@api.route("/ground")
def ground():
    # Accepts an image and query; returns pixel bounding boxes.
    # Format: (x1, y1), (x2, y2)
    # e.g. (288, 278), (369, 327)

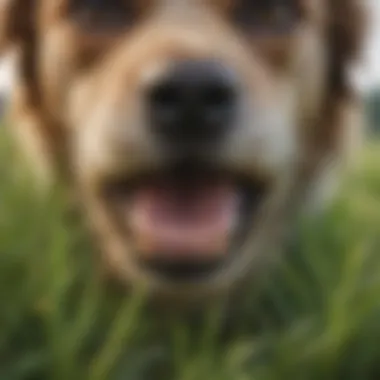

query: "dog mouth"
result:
(103, 162), (270, 283)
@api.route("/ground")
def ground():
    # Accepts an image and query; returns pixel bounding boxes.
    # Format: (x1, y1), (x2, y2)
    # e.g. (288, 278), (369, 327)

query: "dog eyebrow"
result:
(231, 0), (301, 32)
(70, 0), (126, 10)
(67, 0), (136, 29)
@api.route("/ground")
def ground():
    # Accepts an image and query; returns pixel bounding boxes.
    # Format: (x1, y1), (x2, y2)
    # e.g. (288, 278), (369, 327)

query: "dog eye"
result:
(232, 0), (301, 34)
(68, 0), (138, 30)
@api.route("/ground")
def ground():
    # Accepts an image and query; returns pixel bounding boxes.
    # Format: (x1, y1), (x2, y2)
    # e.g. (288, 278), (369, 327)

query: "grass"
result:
(0, 132), (380, 380)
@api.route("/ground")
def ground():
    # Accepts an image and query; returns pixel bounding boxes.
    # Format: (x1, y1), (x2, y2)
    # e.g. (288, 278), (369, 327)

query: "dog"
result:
(0, 0), (366, 301)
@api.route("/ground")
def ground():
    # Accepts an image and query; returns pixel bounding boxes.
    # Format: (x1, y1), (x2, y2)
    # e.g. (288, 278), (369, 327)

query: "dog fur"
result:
(0, 0), (366, 301)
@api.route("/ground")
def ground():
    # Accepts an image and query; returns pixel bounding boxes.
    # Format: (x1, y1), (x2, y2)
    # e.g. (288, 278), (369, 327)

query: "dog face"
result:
(1, 0), (365, 299)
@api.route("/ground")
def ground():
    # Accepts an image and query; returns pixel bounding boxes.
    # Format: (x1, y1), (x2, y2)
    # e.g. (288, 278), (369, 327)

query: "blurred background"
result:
(359, 0), (380, 134)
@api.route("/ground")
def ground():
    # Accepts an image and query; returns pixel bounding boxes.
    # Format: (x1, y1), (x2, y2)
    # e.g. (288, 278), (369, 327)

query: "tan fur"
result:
(0, 0), (366, 300)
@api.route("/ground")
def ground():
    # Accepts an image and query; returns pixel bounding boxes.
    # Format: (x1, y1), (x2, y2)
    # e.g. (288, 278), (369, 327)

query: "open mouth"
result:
(103, 162), (270, 282)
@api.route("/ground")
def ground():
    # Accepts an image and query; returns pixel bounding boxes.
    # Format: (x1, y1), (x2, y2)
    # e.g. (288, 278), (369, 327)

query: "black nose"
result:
(147, 60), (238, 146)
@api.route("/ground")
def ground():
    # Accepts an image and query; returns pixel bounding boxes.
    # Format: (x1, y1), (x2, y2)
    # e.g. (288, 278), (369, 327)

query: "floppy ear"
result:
(327, 0), (366, 99)
(301, 0), (366, 190)
(312, 0), (366, 151)
(0, 0), (37, 55)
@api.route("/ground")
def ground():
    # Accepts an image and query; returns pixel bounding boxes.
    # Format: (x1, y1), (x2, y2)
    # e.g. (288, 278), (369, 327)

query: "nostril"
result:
(149, 82), (180, 110)
(203, 82), (235, 109)
(202, 82), (236, 114)
(200, 82), (237, 130)
(148, 81), (183, 129)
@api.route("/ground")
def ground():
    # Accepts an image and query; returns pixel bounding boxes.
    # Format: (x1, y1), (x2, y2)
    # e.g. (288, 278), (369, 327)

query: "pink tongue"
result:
(128, 182), (239, 260)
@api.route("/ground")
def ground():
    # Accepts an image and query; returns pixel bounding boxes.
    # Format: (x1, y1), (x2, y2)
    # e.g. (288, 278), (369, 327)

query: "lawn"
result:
(1, 132), (380, 380)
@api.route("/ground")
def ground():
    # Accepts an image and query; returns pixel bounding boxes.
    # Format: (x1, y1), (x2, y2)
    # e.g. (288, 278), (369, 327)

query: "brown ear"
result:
(307, 0), (366, 166)
(327, 0), (366, 99)
(0, 0), (37, 54)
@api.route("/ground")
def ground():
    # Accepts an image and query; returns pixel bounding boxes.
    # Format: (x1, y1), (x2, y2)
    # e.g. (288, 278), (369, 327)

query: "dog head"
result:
(0, 0), (365, 299)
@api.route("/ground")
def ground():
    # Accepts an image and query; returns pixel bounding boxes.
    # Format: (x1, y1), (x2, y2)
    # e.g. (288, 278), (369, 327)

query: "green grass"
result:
(1, 132), (380, 380)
